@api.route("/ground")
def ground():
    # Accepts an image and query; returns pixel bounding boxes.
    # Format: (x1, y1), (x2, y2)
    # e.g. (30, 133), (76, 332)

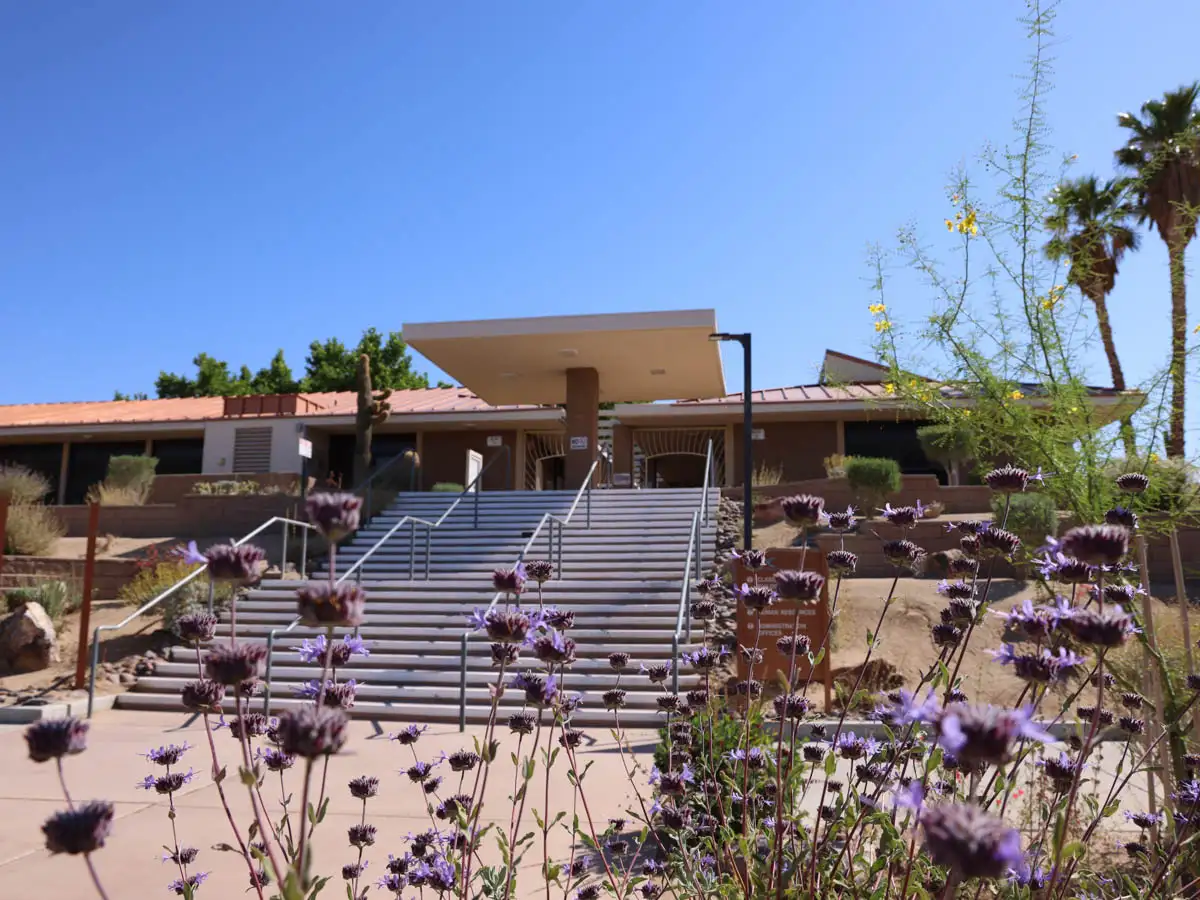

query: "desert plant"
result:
(916, 422), (975, 485)
(1102, 454), (1200, 524)
(751, 461), (783, 486)
(922, 499), (945, 518)
(431, 481), (464, 492)
(354, 353), (392, 485)
(992, 491), (1057, 573)
(0, 463), (53, 504)
(3, 502), (65, 556)
(192, 480), (260, 496)
(823, 453), (847, 478)
(844, 455), (902, 514)
(87, 455), (157, 505)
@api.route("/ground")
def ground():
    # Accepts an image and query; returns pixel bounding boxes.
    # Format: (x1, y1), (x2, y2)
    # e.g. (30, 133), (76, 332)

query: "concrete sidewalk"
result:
(0, 710), (658, 899)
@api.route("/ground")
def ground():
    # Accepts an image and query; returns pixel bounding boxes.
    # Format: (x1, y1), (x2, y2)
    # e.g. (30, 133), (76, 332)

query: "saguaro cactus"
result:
(354, 354), (392, 486)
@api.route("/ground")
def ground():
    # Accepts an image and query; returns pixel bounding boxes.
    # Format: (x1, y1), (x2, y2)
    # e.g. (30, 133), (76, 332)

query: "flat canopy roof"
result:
(403, 309), (727, 405)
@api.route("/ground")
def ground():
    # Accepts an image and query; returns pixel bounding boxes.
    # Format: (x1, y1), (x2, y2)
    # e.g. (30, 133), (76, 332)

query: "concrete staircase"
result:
(118, 488), (718, 727)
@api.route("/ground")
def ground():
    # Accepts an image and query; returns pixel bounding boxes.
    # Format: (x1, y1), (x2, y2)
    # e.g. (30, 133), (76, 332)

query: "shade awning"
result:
(403, 309), (727, 405)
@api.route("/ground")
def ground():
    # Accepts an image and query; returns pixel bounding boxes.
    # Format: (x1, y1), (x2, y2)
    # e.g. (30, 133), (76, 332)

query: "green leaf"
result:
(239, 766), (258, 787)
(317, 797), (331, 823)
(1061, 841), (1086, 862)
(824, 752), (837, 776)
(213, 766), (227, 785)
(307, 875), (331, 899)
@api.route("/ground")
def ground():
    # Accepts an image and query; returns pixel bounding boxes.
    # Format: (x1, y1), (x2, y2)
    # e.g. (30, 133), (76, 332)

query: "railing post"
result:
(458, 633), (469, 732)
(694, 513), (702, 580)
(206, 580), (215, 615)
(474, 489), (479, 529)
(86, 626), (102, 718)
(424, 529), (431, 581)
(409, 522), (417, 581)
(300, 526), (308, 579)
(586, 484), (591, 528)
(671, 634), (679, 694)
(263, 631), (277, 715)
(281, 519), (290, 576)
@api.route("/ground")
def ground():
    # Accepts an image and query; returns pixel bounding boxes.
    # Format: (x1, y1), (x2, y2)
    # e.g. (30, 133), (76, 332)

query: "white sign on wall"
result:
(487, 435), (503, 447)
(298, 438), (313, 459)
(569, 436), (589, 451)
(751, 428), (766, 441)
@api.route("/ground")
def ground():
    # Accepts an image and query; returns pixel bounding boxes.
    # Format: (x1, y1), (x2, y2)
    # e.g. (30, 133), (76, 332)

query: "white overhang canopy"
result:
(403, 309), (727, 405)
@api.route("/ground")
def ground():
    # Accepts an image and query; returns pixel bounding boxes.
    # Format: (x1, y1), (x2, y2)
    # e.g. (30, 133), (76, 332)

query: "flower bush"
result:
(24, 469), (1200, 900)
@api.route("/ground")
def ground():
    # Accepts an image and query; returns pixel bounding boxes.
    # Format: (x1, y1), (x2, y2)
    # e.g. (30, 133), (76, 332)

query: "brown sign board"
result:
(733, 546), (833, 713)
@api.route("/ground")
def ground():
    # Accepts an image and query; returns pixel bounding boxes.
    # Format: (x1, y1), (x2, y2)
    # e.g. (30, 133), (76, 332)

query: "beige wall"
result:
(419, 430), (517, 491)
(730, 420), (839, 485)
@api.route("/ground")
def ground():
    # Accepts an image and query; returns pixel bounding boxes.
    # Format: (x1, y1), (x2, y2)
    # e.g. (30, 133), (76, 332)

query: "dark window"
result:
(843, 420), (945, 482)
(327, 433), (417, 490)
(150, 438), (204, 475)
(0, 443), (64, 502)
(66, 441), (146, 504)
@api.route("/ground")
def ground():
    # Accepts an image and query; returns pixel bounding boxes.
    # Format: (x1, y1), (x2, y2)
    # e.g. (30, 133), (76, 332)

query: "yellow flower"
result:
(874, 320), (892, 333)
(1194, 323), (1200, 334)
(868, 303), (887, 315)
(957, 208), (978, 237)
(1149, 453), (1160, 464)
(962, 409), (971, 417)
(1042, 297), (1057, 311)
(1010, 390), (1025, 401)
(945, 219), (955, 231)
(883, 382), (896, 395)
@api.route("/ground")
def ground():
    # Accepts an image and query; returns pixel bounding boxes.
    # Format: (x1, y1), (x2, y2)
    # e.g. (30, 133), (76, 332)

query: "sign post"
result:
(74, 502), (101, 689)
(733, 546), (833, 713)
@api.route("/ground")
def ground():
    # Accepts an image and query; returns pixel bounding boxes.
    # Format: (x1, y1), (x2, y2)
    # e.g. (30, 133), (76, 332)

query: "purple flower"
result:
(984, 465), (1029, 493)
(640, 660), (672, 684)
(525, 559), (554, 583)
(938, 704), (1054, 765)
(826, 506), (857, 532)
(920, 802), (1025, 879)
(1064, 606), (1138, 647)
(138, 769), (195, 794)
(893, 780), (925, 813)
(181, 679), (225, 713)
(827, 549), (858, 574)
(295, 582), (366, 628)
(1124, 810), (1163, 829)
(168, 872), (210, 895)
(937, 580), (974, 600)
(257, 747), (295, 772)
(1116, 472), (1149, 494)
(876, 689), (940, 726)
(391, 724), (426, 745)
(774, 569), (825, 602)
(732, 548), (768, 570)
(25, 718), (89, 763)
(177, 540), (208, 565)
(204, 543), (266, 585)
(990, 644), (1085, 683)
(734, 582), (776, 612)
(879, 503), (920, 527)
(780, 493), (825, 527)
(204, 642), (268, 686)
(144, 742), (191, 766)
(274, 706), (348, 758)
(297, 634), (329, 663)
(510, 670), (559, 706)
(1058, 524), (1130, 567)
(42, 801), (114, 855)
(531, 629), (577, 666)
(305, 492), (362, 541)
(492, 564), (527, 596)
(175, 613), (218, 644)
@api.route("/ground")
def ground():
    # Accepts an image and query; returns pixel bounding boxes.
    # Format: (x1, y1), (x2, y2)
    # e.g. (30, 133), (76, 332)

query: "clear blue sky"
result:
(2, 2), (1196, 429)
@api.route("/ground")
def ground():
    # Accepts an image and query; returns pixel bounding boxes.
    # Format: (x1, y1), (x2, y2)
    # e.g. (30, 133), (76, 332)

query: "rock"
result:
(144, 650), (159, 660)
(119, 672), (137, 685)
(107, 673), (121, 684)
(0, 602), (59, 674)
(134, 659), (155, 676)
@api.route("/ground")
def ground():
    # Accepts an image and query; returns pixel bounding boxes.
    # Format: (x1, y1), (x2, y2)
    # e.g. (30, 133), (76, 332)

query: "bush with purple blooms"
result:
(21, 464), (1200, 900)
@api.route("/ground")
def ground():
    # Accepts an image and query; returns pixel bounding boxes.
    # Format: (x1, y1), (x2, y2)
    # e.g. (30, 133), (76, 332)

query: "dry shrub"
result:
(88, 482), (150, 506)
(3, 502), (66, 556)
(0, 463), (52, 504)
(751, 462), (783, 487)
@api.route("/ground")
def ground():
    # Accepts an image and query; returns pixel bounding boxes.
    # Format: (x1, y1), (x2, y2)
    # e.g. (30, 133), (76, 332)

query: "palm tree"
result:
(1045, 175), (1140, 456)
(1116, 82), (1200, 458)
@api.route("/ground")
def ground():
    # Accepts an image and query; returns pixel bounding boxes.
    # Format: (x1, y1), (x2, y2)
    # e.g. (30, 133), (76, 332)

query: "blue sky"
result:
(2, 2), (1196, 431)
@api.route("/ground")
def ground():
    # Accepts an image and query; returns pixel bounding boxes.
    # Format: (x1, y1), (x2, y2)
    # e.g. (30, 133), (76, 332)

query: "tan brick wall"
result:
(47, 496), (297, 540)
(730, 421), (839, 485)
(0, 556), (139, 601)
(149, 473), (300, 504)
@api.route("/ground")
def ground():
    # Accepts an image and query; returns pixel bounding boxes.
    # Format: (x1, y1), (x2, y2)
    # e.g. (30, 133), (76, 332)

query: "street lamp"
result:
(710, 332), (753, 551)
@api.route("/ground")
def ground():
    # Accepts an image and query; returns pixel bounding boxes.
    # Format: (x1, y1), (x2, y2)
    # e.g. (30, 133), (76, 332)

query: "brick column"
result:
(564, 367), (599, 489)
(612, 424), (634, 488)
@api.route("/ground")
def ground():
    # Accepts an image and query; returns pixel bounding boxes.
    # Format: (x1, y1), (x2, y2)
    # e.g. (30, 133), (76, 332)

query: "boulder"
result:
(0, 602), (59, 674)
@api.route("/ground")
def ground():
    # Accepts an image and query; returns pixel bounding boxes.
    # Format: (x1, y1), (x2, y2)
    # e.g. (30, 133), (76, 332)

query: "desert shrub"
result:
(0, 463), (53, 504)
(3, 502), (65, 555)
(192, 480), (260, 496)
(3, 581), (80, 623)
(1102, 455), (1200, 522)
(119, 556), (233, 625)
(87, 455), (157, 505)
(751, 461), (783, 486)
(922, 499), (945, 518)
(823, 453), (847, 478)
(431, 482), (464, 492)
(993, 491), (1057, 548)
(844, 455), (902, 513)
(917, 422), (975, 484)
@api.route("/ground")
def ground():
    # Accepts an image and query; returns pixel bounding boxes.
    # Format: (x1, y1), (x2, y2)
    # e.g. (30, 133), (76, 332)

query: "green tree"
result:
(155, 353), (241, 398)
(249, 349), (301, 394)
(112, 390), (149, 401)
(301, 328), (429, 392)
(1044, 174), (1140, 455)
(1116, 82), (1200, 458)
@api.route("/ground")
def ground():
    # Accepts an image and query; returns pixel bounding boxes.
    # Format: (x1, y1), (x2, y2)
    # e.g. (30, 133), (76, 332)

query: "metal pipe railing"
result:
(262, 446), (513, 715)
(669, 439), (714, 692)
(456, 458), (601, 729)
(86, 515), (315, 717)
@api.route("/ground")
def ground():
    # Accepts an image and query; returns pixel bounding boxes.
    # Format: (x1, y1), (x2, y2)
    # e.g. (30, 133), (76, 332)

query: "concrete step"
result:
(212, 624), (691, 643)
(113, 692), (669, 727)
(249, 579), (692, 593)
(169, 642), (699, 664)
(237, 600), (690, 614)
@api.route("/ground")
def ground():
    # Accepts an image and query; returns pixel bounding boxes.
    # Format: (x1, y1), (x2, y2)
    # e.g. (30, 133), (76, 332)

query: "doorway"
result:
(537, 456), (566, 491)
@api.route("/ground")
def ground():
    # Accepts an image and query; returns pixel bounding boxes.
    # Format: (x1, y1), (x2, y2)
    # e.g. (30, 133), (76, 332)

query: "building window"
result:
(150, 438), (204, 475)
(66, 440), (146, 504)
(326, 433), (416, 490)
(0, 443), (63, 502)
(843, 420), (945, 482)
(232, 428), (273, 474)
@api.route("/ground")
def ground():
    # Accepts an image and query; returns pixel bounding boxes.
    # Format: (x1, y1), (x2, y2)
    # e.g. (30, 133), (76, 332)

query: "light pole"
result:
(710, 332), (753, 551)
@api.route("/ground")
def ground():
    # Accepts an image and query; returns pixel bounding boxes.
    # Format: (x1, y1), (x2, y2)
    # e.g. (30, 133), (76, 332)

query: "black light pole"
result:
(711, 332), (753, 551)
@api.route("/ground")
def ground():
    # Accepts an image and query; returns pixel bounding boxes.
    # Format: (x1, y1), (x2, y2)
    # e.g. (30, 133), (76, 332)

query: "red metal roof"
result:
(0, 387), (545, 429)
(674, 383), (894, 405)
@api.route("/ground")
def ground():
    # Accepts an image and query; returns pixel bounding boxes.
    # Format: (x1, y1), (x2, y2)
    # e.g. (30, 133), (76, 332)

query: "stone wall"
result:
(148, 473), (301, 504)
(47, 495), (298, 540)
(734, 475), (994, 518)
(0, 556), (139, 601)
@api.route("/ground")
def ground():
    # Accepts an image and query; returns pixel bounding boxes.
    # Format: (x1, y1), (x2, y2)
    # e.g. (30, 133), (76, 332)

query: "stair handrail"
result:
(669, 439), (714, 692)
(261, 446), (514, 714)
(455, 457), (601, 730)
(355, 448), (421, 523)
(86, 515), (316, 717)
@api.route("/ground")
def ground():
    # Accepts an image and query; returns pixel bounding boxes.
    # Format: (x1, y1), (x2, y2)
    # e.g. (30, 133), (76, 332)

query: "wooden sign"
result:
(733, 546), (833, 713)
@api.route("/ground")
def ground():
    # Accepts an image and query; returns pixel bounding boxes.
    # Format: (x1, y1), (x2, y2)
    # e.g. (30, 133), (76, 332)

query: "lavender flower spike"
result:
(177, 540), (208, 565)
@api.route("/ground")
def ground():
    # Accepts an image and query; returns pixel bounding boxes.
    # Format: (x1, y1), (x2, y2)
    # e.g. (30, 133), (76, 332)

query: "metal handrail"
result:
(357, 449), (420, 523)
(261, 446), (514, 714)
(86, 515), (316, 717)
(455, 457), (602, 730)
(669, 439), (714, 692)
